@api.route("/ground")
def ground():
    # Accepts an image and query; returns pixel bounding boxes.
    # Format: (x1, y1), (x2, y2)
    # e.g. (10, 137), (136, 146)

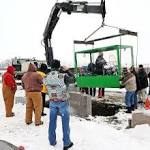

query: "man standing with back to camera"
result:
(22, 63), (43, 126)
(45, 59), (74, 150)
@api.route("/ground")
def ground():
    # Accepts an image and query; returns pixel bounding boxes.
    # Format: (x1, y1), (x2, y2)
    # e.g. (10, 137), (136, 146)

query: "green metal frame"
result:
(74, 45), (134, 88)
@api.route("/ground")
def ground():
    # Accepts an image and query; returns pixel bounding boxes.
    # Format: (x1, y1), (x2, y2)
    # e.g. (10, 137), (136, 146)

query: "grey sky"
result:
(0, 0), (150, 66)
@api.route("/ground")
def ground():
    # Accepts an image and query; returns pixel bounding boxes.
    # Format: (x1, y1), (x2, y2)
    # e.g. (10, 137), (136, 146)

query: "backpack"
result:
(45, 71), (68, 100)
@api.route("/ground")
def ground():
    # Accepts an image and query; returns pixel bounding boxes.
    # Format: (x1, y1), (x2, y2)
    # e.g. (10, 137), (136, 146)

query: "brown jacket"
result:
(122, 72), (136, 91)
(22, 63), (43, 92)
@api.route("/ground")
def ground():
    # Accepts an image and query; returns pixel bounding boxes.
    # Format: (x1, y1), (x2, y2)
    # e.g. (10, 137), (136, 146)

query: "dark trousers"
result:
(42, 92), (46, 113)
(90, 88), (96, 97)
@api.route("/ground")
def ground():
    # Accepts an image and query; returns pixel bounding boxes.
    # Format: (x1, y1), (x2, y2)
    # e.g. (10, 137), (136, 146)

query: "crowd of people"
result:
(2, 60), (74, 150)
(121, 64), (148, 113)
(1, 56), (150, 149)
(79, 52), (108, 98)
(80, 62), (149, 114)
(79, 52), (150, 114)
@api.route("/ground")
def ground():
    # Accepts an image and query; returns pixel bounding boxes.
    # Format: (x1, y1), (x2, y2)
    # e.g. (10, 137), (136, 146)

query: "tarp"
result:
(0, 140), (18, 150)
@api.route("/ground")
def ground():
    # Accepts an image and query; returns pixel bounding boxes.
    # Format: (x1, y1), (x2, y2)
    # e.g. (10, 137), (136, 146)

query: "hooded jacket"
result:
(22, 63), (43, 92)
(2, 66), (17, 91)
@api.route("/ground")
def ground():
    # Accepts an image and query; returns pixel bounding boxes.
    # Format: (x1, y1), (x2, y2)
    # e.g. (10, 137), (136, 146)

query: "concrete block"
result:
(69, 92), (92, 118)
(131, 111), (150, 127)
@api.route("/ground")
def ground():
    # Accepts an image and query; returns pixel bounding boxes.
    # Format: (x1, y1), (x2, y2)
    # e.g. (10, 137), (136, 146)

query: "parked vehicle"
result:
(12, 57), (46, 80)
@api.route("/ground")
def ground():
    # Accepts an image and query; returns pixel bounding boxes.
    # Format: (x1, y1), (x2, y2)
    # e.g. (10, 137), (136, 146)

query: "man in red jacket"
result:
(2, 66), (17, 117)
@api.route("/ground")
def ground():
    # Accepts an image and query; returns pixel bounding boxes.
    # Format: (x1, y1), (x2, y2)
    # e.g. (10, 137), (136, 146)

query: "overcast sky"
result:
(0, 0), (150, 67)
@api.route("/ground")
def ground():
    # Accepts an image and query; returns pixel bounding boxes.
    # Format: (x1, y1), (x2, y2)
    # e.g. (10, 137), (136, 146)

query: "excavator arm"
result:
(43, 0), (106, 66)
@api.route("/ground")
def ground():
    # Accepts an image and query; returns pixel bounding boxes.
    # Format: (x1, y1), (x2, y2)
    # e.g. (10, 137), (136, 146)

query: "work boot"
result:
(131, 105), (135, 111)
(6, 112), (15, 117)
(50, 141), (57, 146)
(35, 121), (43, 126)
(125, 107), (132, 113)
(63, 142), (73, 150)
(26, 122), (32, 125)
(41, 112), (47, 116)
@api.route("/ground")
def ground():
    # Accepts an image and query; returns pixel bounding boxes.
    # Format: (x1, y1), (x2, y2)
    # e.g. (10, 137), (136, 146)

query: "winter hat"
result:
(51, 59), (60, 70)
(7, 66), (16, 74)
(139, 64), (143, 68)
(39, 63), (48, 73)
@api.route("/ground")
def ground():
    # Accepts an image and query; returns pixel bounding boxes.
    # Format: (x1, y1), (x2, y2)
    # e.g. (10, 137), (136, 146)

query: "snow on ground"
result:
(1, 83), (150, 150)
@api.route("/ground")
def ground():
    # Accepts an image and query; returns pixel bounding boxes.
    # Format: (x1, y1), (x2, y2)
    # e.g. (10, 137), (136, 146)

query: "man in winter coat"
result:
(95, 52), (107, 98)
(129, 66), (141, 109)
(121, 68), (136, 113)
(2, 66), (17, 117)
(137, 64), (148, 103)
(22, 63), (43, 126)
(37, 63), (48, 116)
(44, 59), (74, 150)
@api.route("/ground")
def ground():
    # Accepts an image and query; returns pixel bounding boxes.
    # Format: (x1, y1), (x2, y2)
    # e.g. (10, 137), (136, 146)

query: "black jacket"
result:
(138, 69), (148, 89)
(95, 56), (106, 75)
(132, 72), (141, 91)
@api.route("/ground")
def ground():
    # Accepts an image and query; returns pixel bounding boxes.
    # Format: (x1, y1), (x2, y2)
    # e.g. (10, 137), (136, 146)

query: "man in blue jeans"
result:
(121, 67), (136, 113)
(45, 59), (74, 150)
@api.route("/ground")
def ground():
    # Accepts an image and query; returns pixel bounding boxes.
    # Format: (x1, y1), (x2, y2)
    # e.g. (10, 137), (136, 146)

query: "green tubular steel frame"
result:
(74, 45), (133, 88)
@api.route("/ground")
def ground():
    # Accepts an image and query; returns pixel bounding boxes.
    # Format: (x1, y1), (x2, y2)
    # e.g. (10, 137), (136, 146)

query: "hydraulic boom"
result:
(43, 0), (106, 66)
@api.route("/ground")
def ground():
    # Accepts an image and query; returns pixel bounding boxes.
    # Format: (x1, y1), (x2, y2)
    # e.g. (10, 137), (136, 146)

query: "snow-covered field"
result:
(1, 82), (150, 150)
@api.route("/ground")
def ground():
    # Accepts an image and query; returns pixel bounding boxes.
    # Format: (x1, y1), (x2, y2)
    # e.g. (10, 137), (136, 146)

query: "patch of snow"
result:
(1, 83), (150, 150)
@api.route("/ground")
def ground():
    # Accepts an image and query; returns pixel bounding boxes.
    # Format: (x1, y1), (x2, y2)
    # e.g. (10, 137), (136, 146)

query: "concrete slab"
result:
(131, 110), (150, 127)
(0, 140), (18, 150)
(69, 92), (92, 117)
